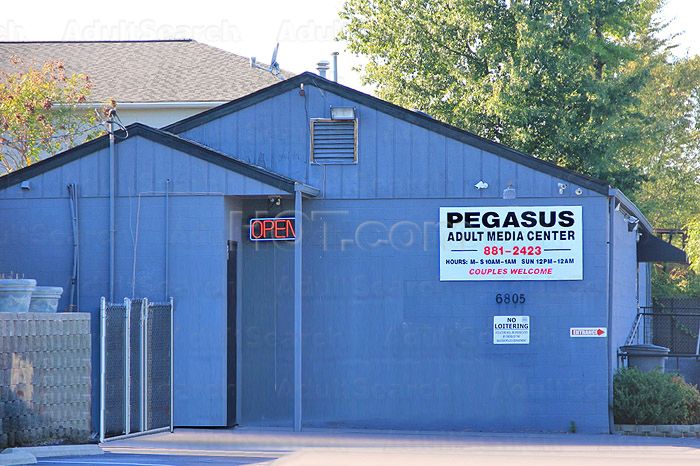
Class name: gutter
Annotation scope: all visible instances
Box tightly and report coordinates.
[296,183,321,197]
[608,188,653,234]
[72,101,228,110]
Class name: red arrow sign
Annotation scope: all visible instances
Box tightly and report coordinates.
[570,327,608,337]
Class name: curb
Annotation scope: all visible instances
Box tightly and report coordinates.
[3,444,103,459]
[0,451,37,465]
[103,445,283,458]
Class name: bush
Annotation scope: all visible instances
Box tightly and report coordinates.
[613,367,700,424]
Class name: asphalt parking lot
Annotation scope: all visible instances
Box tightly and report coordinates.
[29,428,700,466]
[37,452,274,466]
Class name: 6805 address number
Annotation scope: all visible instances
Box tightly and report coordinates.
[495,293,526,304]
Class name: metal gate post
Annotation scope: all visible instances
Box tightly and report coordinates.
[124,298,131,434]
[170,297,174,433]
[142,298,149,431]
[99,297,107,443]
[138,299,144,432]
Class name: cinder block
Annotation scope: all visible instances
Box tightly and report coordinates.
[0,313,92,448]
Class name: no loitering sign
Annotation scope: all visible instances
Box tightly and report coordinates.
[494,316,530,344]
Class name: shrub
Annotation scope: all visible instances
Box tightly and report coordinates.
[613,367,700,425]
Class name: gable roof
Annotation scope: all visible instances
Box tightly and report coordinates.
[0,123,317,195]
[0,40,290,104]
[163,72,612,196]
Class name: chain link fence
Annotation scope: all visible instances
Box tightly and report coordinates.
[100,297,173,442]
[102,302,126,438]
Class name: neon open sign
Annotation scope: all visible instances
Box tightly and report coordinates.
[249,217,296,241]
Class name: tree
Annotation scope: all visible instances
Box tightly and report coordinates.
[0,57,98,172]
[341,0,700,295]
[633,56,700,226]
[340,0,669,193]
[632,56,700,295]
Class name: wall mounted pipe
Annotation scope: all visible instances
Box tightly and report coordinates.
[108,115,115,302]
[67,183,80,311]
[293,183,303,432]
[165,179,171,300]
[606,195,616,433]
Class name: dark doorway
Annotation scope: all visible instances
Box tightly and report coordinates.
[226,240,238,427]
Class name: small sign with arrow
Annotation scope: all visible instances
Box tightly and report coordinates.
[570,327,607,338]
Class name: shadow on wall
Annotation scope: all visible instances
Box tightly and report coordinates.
[0,313,92,448]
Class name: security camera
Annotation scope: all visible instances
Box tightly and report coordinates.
[627,216,639,224]
[474,180,489,190]
[558,183,568,194]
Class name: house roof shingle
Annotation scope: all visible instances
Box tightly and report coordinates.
[0,39,289,104]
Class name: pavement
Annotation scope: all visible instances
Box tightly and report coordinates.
[36,452,272,465]
[0,445,103,466]
[4,428,700,465]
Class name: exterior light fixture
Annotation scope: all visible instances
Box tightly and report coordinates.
[503,184,516,200]
[330,106,356,120]
[626,215,639,232]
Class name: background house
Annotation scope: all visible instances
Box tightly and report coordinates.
[0,39,288,127]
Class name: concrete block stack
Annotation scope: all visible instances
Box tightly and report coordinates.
[0,313,91,448]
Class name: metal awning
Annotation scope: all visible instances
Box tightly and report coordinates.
[637,232,687,264]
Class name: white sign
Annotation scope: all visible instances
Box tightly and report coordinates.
[570,327,607,338]
[494,316,530,344]
[439,206,583,281]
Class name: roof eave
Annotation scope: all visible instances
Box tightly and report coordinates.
[0,123,319,196]
[609,187,653,234]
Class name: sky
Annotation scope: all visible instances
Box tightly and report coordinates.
[1,0,698,94]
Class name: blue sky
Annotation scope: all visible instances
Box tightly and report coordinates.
[1,0,698,92]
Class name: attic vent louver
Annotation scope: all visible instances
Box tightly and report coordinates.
[311,119,358,164]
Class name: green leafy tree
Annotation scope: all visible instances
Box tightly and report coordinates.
[341,0,700,295]
[633,56,700,295]
[340,0,668,192]
[0,57,98,172]
[634,57,700,225]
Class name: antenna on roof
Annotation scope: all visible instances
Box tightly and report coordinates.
[250,43,285,80]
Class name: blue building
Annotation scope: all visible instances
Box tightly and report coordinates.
[0,72,684,434]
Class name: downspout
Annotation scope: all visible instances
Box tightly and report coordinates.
[68,183,80,311]
[293,183,303,432]
[108,111,116,302]
[164,178,171,300]
[607,194,616,433]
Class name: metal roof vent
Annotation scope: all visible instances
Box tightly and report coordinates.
[316,60,330,78]
[311,118,358,164]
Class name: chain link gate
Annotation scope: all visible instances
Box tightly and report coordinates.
[100,297,174,442]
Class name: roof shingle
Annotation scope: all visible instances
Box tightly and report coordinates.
[0,39,290,103]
